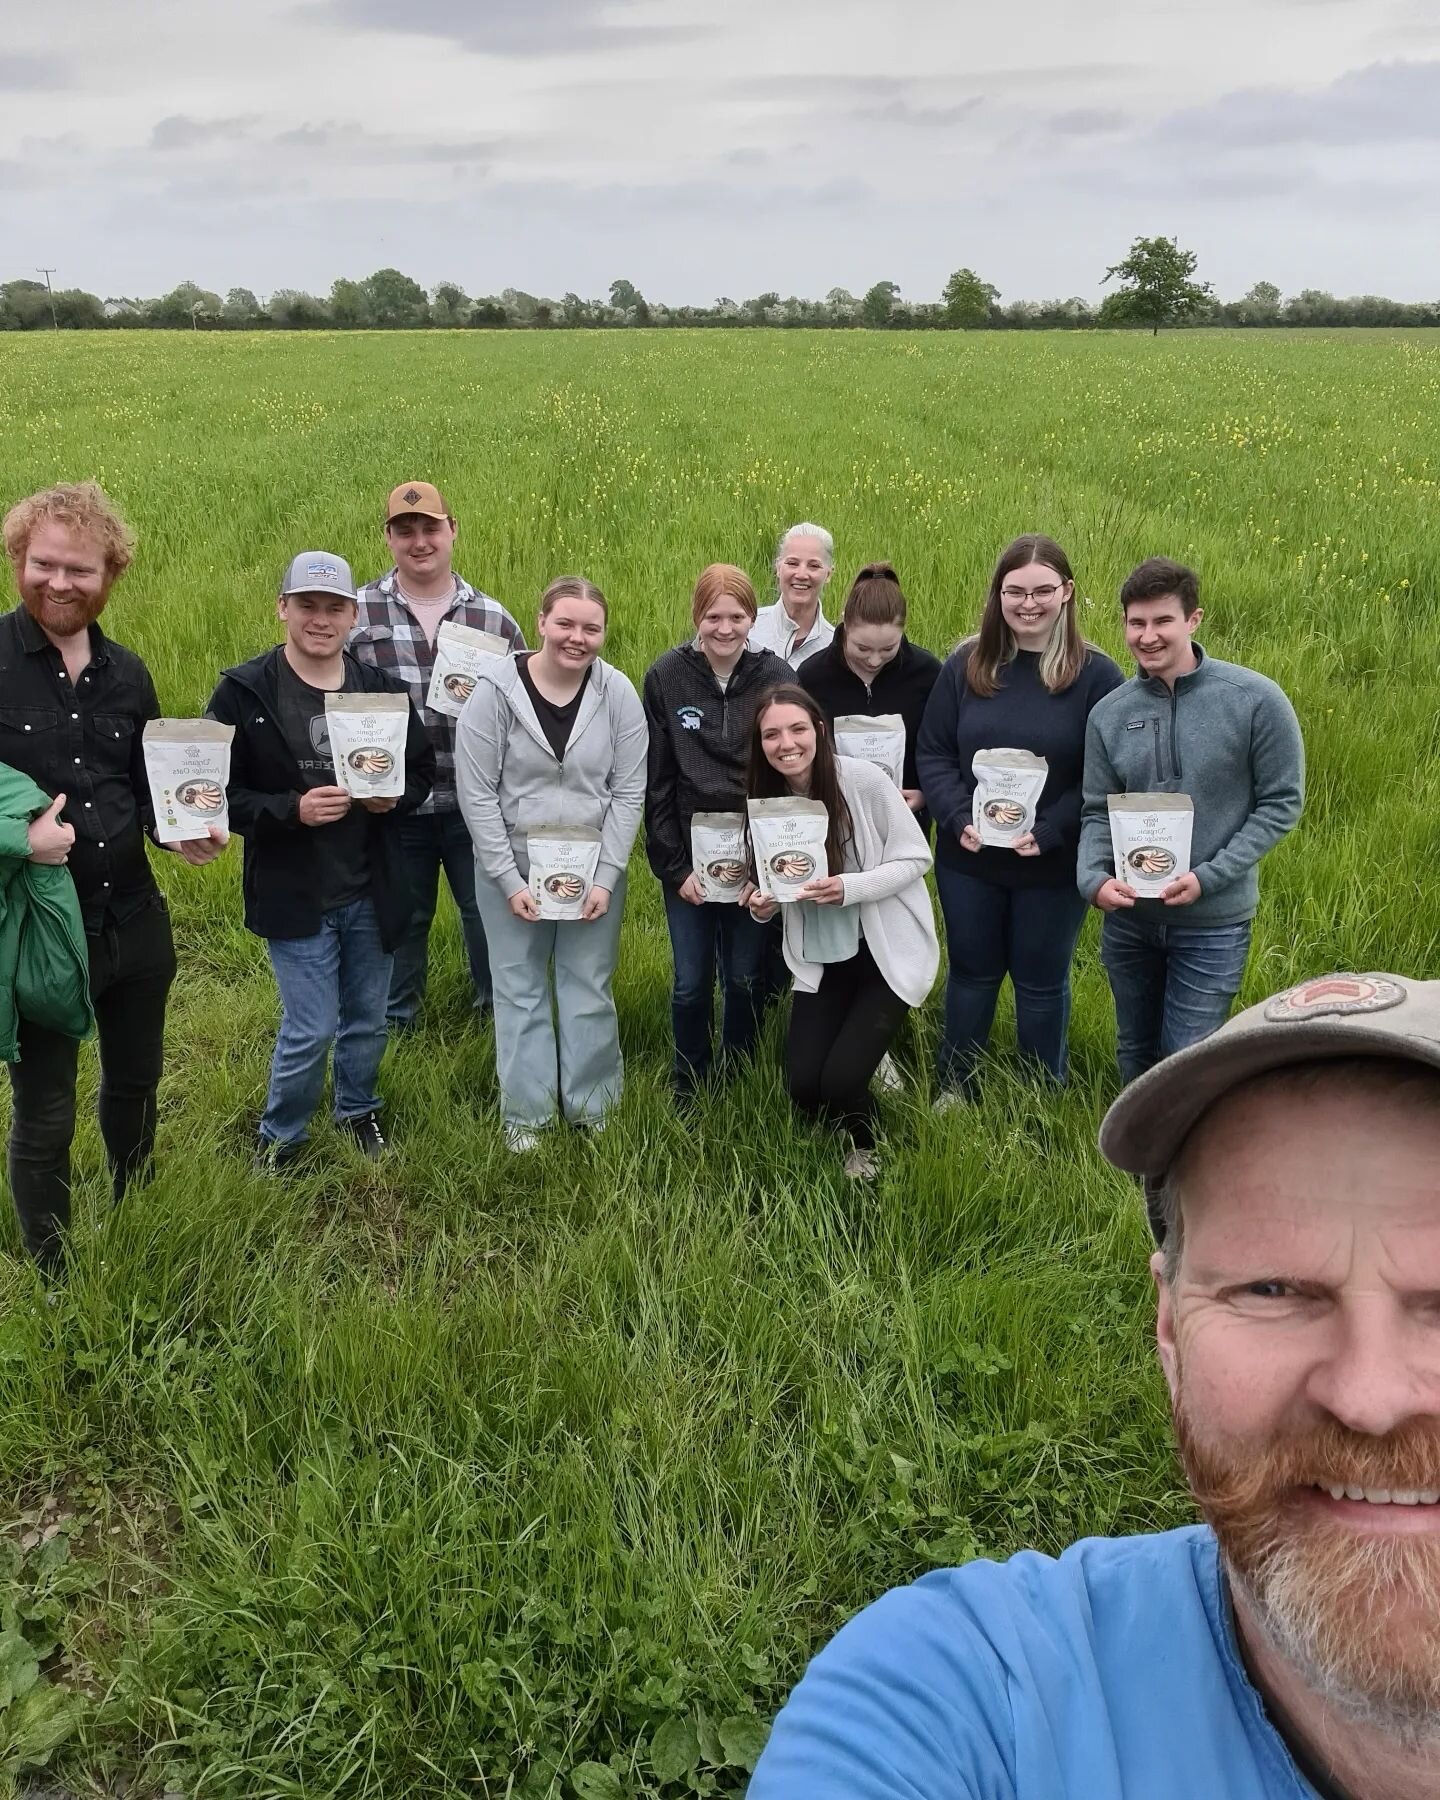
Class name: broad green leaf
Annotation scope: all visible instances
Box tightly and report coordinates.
[649,1715,699,1782]
[570,1761,624,1800]
[718,1715,770,1772]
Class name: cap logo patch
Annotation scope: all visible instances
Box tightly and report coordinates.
[402,487,422,505]
[306,560,338,580]
[1264,973,1406,1022]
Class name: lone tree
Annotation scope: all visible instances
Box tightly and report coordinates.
[1101,236,1213,335]
[941,266,999,328]
[861,280,900,327]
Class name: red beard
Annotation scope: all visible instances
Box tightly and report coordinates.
[1173,1393,1440,1735]
[20,580,110,639]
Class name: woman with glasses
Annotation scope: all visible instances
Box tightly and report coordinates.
[916,534,1122,1101]
[797,561,942,819]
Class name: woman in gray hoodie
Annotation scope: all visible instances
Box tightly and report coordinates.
[455,577,648,1150]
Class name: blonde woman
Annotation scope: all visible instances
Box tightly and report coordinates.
[456,577,646,1150]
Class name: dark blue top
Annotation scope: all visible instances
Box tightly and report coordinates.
[916,643,1124,888]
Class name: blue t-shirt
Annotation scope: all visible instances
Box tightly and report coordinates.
[750,1526,1323,1799]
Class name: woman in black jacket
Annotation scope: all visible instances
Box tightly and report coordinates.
[798,561,942,819]
[642,563,788,1096]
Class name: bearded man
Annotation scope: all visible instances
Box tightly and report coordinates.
[752,970,1440,1800]
[0,482,225,1273]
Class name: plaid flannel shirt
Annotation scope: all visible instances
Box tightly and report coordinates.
[350,569,526,813]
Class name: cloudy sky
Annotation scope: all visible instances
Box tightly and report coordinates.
[4,0,1439,306]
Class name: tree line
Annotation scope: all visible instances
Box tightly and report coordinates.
[5,237,1439,334]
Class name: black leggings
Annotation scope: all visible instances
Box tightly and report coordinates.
[786,941,909,1149]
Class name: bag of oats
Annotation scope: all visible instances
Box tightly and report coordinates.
[691,811,748,903]
[527,823,603,919]
[833,714,906,789]
[747,796,829,902]
[971,748,1048,846]
[325,693,409,799]
[1108,792,1195,897]
[425,620,511,718]
[143,719,235,844]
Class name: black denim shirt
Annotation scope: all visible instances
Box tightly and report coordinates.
[0,604,162,931]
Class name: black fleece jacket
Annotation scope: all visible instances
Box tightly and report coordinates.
[206,647,434,946]
[642,642,790,888]
[796,631,943,792]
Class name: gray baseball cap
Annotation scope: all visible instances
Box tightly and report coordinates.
[280,550,357,600]
[1099,972,1440,1182]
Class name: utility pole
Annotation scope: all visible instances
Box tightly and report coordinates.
[36,267,58,330]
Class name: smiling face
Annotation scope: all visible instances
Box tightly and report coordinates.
[278,590,357,662]
[17,520,115,638]
[385,512,457,589]
[775,534,833,619]
[758,700,818,786]
[997,559,1072,649]
[1157,1068,1440,1730]
[1124,592,1202,684]
[537,595,606,671]
[696,593,753,667]
[843,621,904,681]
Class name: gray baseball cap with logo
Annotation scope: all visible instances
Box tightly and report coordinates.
[280,550,358,600]
[1099,972,1440,1188]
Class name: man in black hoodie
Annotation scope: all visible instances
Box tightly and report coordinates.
[207,553,433,1165]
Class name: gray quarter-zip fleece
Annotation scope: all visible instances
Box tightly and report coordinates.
[454,654,648,898]
[1077,646,1304,927]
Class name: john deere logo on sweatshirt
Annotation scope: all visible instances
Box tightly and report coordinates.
[677,706,703,731]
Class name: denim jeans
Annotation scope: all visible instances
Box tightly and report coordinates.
[662,887,770,1087]
[6,896,176,1271]
[1100,911,1253,1086]
[935,864,1089,1089]
[389,809,491,1025]
[261,897,394,1146]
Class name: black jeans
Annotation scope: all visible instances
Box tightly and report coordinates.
[6,897,176,1270]
[786,941,910,1150]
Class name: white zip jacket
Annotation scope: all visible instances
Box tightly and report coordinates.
[455,655,648,899]
[779,756,939,1007]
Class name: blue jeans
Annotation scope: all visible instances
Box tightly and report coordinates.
[261,898,394,1146]
[936,864,1089,1089]
[662,887,770,1087]
[389,810,491,1026]
[1100,911,1253,1086]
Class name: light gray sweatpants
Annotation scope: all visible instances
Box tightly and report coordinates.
[473,871,627,1129]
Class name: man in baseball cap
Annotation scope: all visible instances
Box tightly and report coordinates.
[207,548,433,1168]
[752,970,1440,1799]
[351,482,525,1031]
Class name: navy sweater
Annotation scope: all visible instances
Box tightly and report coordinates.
[916,644,1124,888]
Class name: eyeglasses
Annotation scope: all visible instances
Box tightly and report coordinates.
[1000,584,1064,602]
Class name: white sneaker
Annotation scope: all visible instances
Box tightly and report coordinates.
[504,1123,542,1154]
[875,1052,904,1094]
[843,1147,880,1182]
[931,1089,967,1116]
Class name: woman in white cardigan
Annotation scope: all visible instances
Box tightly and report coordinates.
[455,576,648,1150]
[745,685,938,1178]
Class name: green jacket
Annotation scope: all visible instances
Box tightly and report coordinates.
[0,762,93,1062]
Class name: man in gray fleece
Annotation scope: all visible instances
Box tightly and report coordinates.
[1078,557,1304,1087]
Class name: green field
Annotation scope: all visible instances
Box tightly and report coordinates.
[1,328,1437,1797]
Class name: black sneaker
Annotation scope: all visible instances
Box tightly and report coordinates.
[254,1137,307,1175]
[342,1111,388,1159]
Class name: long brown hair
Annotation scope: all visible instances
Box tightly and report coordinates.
[746,685,854,877]
[965,534,1087,698]
[840,560,907,636]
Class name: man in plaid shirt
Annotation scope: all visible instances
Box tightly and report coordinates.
[351,481,526,1029]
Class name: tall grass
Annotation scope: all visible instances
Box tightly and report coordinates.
[0,328,1436,1796]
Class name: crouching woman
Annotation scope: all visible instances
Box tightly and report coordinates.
[746,686,937,1178]
[455,576,647,1150]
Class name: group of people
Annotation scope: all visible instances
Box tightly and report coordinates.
[2,477,1304,1258]
[9,477,1437,1800]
